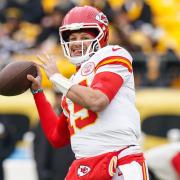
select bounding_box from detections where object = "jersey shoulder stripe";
[95,56,133,73]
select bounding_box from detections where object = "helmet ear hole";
[90,29,99,37]
[62,30,71,42]
[92,40,99,52]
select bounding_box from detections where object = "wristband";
[31,88,43,95]
[50,73,73,95]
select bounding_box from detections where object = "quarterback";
[28,5,149,180]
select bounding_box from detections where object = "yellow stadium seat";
[107,0,124,10]
[41,0,58,13]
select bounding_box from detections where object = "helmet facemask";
[59,23,104,66]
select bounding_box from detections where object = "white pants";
[112,161,149,180]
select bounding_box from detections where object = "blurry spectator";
[113,0,157,55]
[55,0,76,13]
[141,54,164,87]
[0,7,22,37]
[113,0,153,33]
[5,0,44,23]
[121,0,152,29]
[0,85,28,180]
[160,52,180,87]
[81,0,115,22]
[133,52,147,88]
[34,6,70,48]
[0,120,16,180]
[0,7,30,61]
[33,90,75,180]
[0,0,6,22]
[33,2,75,53]
[145,129,180,180]
[109,24,141,52]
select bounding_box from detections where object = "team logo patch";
[81,62,95,76]
[96,12,108,26]
[77,165,91,176]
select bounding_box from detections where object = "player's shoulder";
[90,45,133,65]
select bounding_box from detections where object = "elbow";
[47,133,70,148]
[89,105,104,112]
[88,97,109,112]
[50,140,69,149]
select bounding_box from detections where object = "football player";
[28,5,149,180]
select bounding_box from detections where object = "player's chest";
[62,61,96,111]
[72,62,96,87]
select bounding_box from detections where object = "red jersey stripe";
[95,56,132,73]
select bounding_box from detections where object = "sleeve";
[90,47,133,101]
[95,46,133,82]
[33,92,70,148]
[91,71,123,102]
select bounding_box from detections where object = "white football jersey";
[61,45,141,158]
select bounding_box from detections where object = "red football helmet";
[59,6,109,66]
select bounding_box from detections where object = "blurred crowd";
[0,0,180,88]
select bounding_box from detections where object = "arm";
[67,71,123,111]
[51,71,123,112]
[34,54,124,112]
[66,85,108,112]
[33,92,70,148]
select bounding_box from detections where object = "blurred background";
[0,0,180,180]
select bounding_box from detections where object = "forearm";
[33,92,70,147]
[67,84,108,111]
[50,73,109,112]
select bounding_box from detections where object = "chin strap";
[50,73,73,96]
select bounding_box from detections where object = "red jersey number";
[74,103,97,129]
[62,79,98,136]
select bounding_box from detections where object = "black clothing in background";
[33,122,75,180]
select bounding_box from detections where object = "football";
[0,61,37,96]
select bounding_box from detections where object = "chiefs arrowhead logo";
[77,165,91,177]
[96,12,108,26]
